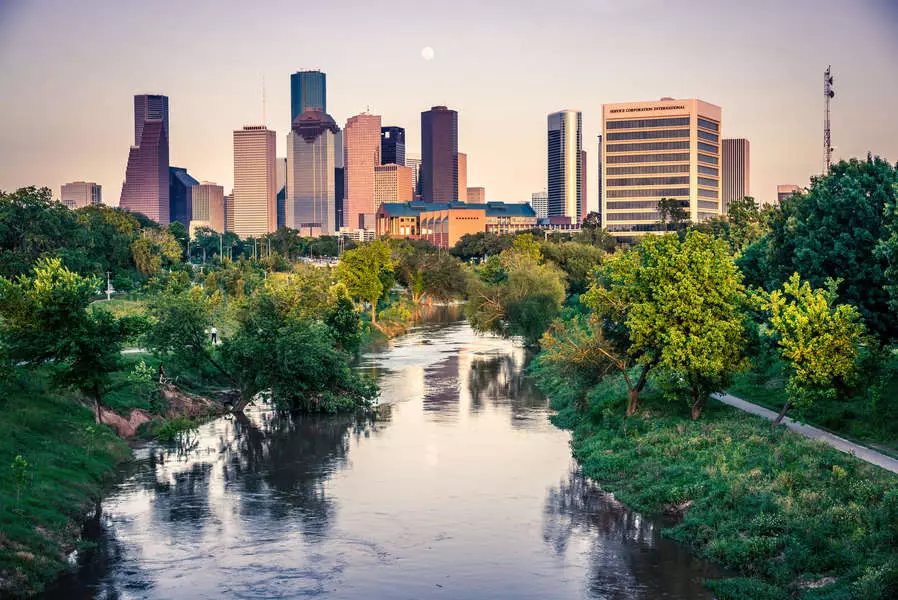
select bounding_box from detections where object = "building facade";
[375,164,413,205]
[601,98,722,239]
[343,113,382,230]
[547,110,582,223]
[456,152,467,203]
[580,149,587,222]
[287,109,339,236]
[596,135,603,226]
[290,70,326,123]
[232,125,277,238]
[722,138,750,214]
[60,181,101,208]
[134,94,168,149]
[531,191,548,219]
[225,192,234,232]
[381,126,406,166]
[421,106,458,204]
[169,167,198,228]
[777,184,800,203]
[467,187,485,204]
[120,119,169,224]
[190,182,225,235]
[407,152,422,199]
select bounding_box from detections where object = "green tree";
[657,198,689,232]
[167,221,189,259]
[336,240,394,323]
[540,241,605,296]
[131,229,182,276]
[726,196,767,253]
[757,273,867,425]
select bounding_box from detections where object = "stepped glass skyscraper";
[287,109,340,236]
[290,71,326,123]
[547,110,582,222]
[120,94,170,225]
[421,106,458,203]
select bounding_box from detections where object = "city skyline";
[1,1,897,211]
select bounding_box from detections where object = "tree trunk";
[772,401,791,428]
[690,387,704,420]
[371,303,377,324]
[626,389,639,417]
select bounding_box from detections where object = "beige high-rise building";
[601,98,722,239]
[225,192,234,232]
[467,187,485,204]
[456,152,467,202]
[232,126,277,238]
[406,153,422,199]
[60,181,102,208]
[344,113,382,230]
[722,138,750,214]
[190,182,225,236]
[375,164,413,205]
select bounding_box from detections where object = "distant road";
[715,392,898,475]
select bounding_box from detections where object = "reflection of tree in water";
[543,472,718,600]
[467,353,548,425]
[422,354,461,418]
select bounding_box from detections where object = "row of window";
[606,211,662,221]
[698,130,719,143]
[697,117,719,132]
[607,223,669,232]
[698,165,719,176]
[606,164,689,175]
[698,201,719,210]
[606,152,690,164]
[698,141,718,154]
[697,176,718,187]
[607,141,690,153]
[698,189,719,198]
[606,176,690,187]
[698,154,718,165]
[606,128,690,141]
[606,117,690,130]
[606,200,688,210]
[607,188,690,198]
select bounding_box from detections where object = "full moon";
[421,46,434,61]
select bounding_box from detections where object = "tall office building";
[381,126,406,166]
[133,94,169,148]
[601,98,722,239]
[169,167,198,228]
[60,181,101,208]
[596,135,603,226]
[343,113,382,230]
[547,110,582,222]
[334,129,344,229]
[467,187,485,204]
[777,184,800,203]
[276,157,287,229]
[722,138,750,214]
[232,125,277,237]
[375,164,413,205]
[121,94,170,224]
[421,106,458,203]
[457,152,467,202]
[287,108,339,236]
[190,182,225,235]
[531,191,549,219]
[225,192,234,232]
[580,149,587,222]
[407,152,422,199]
[290,70,326,123]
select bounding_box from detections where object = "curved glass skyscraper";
[290,71,326,124]
[547,110,582,223]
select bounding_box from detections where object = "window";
[697,130,719,143]
[607,223,669,232]
[698,201,718,210]
[698,165,719,176]
[698,142,718,154]
[606,129,690,141]
[698,189,718,198]
[606,200,687,210]
[606,164,689,175]
[606,176,690,187]
[606,117,690,130]
[606,141,690,153]
[697,176,718,187]
[605,211,662,221]
[698,154,718,165]
[606,152,690,164]
[607,188,690,198]
[697,117,719,131]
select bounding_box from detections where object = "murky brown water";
[45,310,723,599]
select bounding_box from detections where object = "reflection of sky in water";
[45,319,724,600]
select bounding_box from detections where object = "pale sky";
[1,0,897,211]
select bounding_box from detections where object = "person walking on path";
[211,325,217,345]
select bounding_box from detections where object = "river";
[46,312,723,599]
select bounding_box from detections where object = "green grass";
[0,371,130,597]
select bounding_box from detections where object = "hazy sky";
[1,0,897,211]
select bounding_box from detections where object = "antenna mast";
[824,65,835,172]
[262,74,267,127]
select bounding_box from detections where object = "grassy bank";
[0,372,130,597]
[537,370,898,600]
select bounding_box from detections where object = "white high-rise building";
[232,125,277,238]
[287,109,339,236]
[61,181,102,208]
[531,191,548,219]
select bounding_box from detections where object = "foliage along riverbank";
[533,365,898,600]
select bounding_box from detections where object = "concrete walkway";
[714,392,898,475]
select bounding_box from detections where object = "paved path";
[714,392,898,475]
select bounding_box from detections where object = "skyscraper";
[133,94,169,148]
[120,119,170,224]
[334,129,344,229]
[457,152,467,202]
[601,98,722,239]
[232,125,277,237]
[407,152,422,199]
[169,167,198,228]
[190,182,225,235]
[580,149,587,222]
[381,126,406,166]
[722,138,750,214]
[343,113,382,230]
[290,71,326,123]
[531,191,549,219]
[287,108,339,236]
[276,157,287,229]
[225,192,234,232]
[60,181,101,208]
[547,110,582,222]
[467,187,485,204]
[375,164,413,205]
[596,135,603,226]
[421,106,458,203]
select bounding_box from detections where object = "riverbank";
[539,374,898,600]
